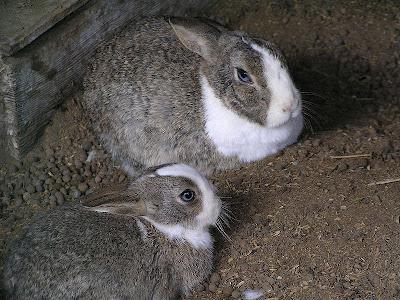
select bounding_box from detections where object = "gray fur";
[3,165,218,300]
[81,17,300,174]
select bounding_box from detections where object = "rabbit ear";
[168,17,220,61]
[82,185,146,217]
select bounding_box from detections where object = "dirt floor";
[1,1,400,299]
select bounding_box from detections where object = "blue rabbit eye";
[236,68,253,84]
[180,189,196,202]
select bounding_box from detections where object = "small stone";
[95,175,102,183]
[343,282,351,289]
[23,192,31,201]
[45,148,55,156]
[82,140,92,152]
[72,174,82,184]
[78,183,88,193]
[7,215,16,223]
[83,169,92,177]
[45,178,54,185]
[49,195,57,207]
[55,191,64,204]
[336,162,348,172]
[222,285,233,296]
[62,175,71,183]
[231,289,241,298]
[74,160,83,169]
[312,139,322,147]
[14,197,23,207]
[61,168,71,176]
[70,188,81,199]
[208,283,217,292]
[35,184,44,193]
[42,196,49,204]
[78,150,88,162]
[26,185,35,194]
[2,196,11,206]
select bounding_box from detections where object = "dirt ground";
[1,1,400,299]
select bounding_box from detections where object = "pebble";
[95,175,102,183]
[14,197,23,207]
[26,185,35,194]
[62,175,71,183]
[78,182,88,193]
[35,184,44,193]
[231,289,241,298]
[77,150,88,162]
[222,285,233,296]
[49,195,57,207]
[22,192,30,201]
[2,196,11,206]
[336,162,348,172]
[72,174,82,184]
[342,281,351,289]
[70,188,81,199]
[54,191,64,204]
[84,169,92,177]
[45,177,54,185]
[82,140,92,152]
[60,187,67,195]
[61,168,71,176]
[208,283,218,292]
[74,160,83,169]
[45,148,55,156]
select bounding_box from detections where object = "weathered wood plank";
[0,0,216,160]
[0,0,90,56]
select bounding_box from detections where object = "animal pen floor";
[1,1,400,299]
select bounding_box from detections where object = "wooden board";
[0,0,90,56]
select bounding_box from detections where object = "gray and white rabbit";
[82,17,303,175]
[3,164,222,300]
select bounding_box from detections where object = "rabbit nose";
[282,105,292,113]
[282,97,299,113]
[282,102,294,113]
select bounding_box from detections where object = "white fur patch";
[156,164,221,228]
[201,75,303,162]
[86,150,97,162]
[251,43,302,128]
[143,217,213,249]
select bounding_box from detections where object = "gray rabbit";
[3,164,222,300]
[82,17,303,175]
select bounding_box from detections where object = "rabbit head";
[82,164,222,247]
[169,17,302,129]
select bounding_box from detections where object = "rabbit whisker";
[215,220,232,243]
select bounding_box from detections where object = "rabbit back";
[3,206,212,299]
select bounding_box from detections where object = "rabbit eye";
[180,189,196,202]
[236,68,253,84]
